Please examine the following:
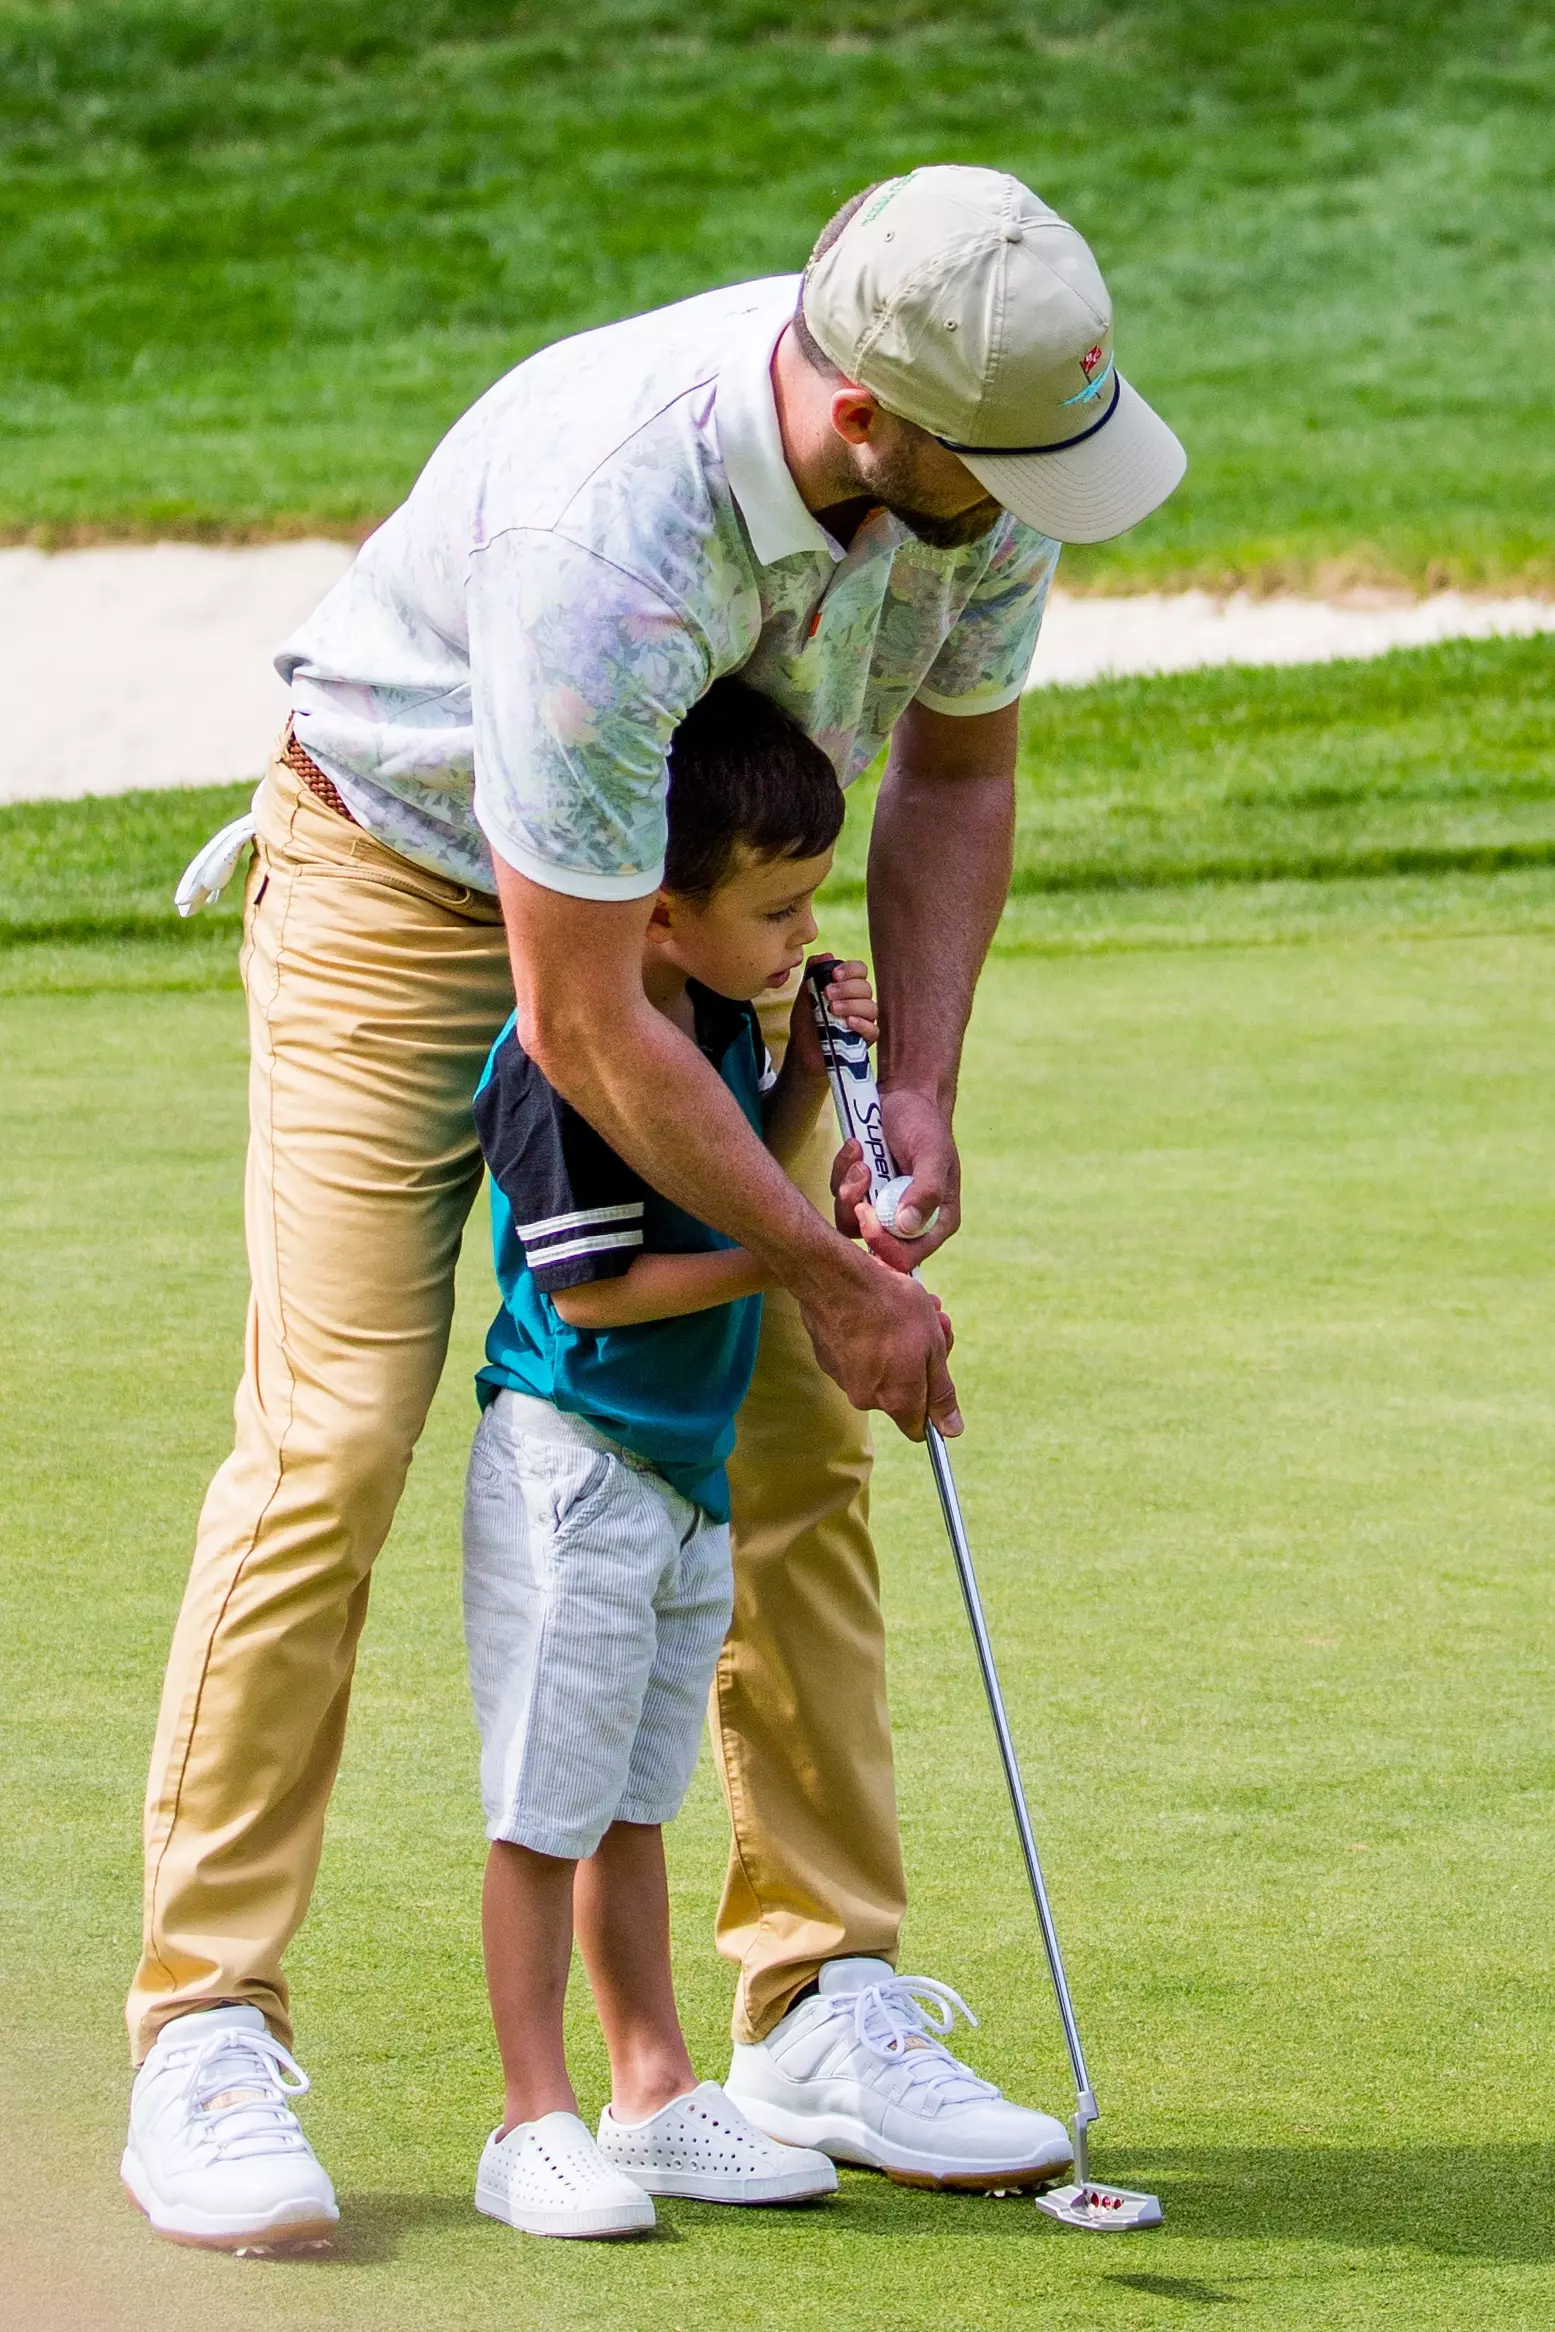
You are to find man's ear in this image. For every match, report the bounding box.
[828,383,881,446]
[646,890,677,933]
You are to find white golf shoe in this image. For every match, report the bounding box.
[475,2112,656,2238]
[121,2004,339,2249]
[596,2079,838,2203]
[724,1958,1074,2191]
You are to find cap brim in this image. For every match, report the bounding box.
[957,374,1185,545]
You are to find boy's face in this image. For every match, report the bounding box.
[652,844,835,1000]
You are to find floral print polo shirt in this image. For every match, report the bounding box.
[277,275,1058,898]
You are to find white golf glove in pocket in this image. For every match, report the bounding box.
[174,793,261,917]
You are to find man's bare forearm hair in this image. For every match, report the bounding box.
[868,696,1018,1114]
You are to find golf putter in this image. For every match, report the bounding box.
[806,961,1162,2233]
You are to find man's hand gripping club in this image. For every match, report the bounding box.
[807,957,958,1424]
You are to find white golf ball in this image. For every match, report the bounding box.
[873,1174,937,1238]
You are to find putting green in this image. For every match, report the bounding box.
[4,910,1553,2329]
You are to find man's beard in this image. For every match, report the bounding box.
[858,439,1004,547]
[881,493,1005,548]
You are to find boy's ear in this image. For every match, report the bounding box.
[646,890,677,933]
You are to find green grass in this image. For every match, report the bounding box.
[7,638,1552,975]
[7,909,1555,2329]
[1,0,1552,586]
[6,645,1555,2325]
[835,635,1555,900]
[0,781,257,948]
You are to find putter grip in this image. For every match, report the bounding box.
[805,958,924,1235]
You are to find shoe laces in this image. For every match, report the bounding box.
[848,1975,1002,2105]
[163,2025,314,2160]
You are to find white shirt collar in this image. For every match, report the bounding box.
[715,286,841,568]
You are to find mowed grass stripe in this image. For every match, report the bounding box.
[6,638,1551,945]
[832,636,1555,898]
[0,780,255,945]
[0,0,1552,586]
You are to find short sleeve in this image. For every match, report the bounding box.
[914,523,1060,716]
[474,1031,647,1290]
[468,529,711,900]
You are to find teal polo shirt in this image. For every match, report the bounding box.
[473,982,771,1521]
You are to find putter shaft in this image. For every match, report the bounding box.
[805,960,1100,2174]
[925,1421,1098,2173]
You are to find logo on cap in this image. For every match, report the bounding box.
[1062,344,1115,409]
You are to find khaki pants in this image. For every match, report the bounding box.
[128,747,903,2061]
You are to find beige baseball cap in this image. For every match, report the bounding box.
[801,165,1185,544]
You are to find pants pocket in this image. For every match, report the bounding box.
[545,1447,615,1539]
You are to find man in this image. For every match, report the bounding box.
[123,164,1183,2249]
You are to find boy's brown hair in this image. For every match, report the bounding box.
[664,677,845,899]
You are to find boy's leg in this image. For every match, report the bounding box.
[482,1843,580,2128]
[713,1096,905,2044]
[587,1501,838,2206]
[463,1394,732,2231]
[576,1494,734,2117]
[574,1823,698,2122]
[128,754,512,2062]
[462,1394,702,2097]
[566,1492,839,2201]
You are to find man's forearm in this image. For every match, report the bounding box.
[867,697,1018,1110]
[494,860,862,1305]
[493,851,959,1435]
[543,993,842,1293]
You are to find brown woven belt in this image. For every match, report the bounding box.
[282,725,358,825]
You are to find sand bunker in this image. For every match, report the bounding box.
[2,541,1550,806]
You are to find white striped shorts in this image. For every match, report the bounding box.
[461,1388,734,1860]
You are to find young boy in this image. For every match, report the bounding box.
[462,679,879,2238]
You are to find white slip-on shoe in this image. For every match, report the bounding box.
[596,2079,838,2203]
[121,2005,339,2249]
[724,1958,1074,2192]
[475,2111,656,2238]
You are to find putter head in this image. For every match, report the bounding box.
[1034,2180,1163,2232]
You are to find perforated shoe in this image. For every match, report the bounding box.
[596,2080,837,2203]
[475,2112,656,2238]
[121,2005,339,2249]
[724,1958,1073,2190]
